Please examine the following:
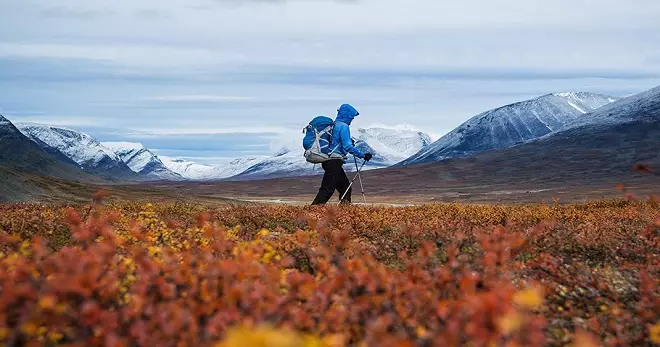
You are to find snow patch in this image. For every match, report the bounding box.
[15,122,126,168]
[566,101,587,114]
[103,141,145,151]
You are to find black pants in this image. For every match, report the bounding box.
[311,159,351,205]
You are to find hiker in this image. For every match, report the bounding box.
[311,104,373,205]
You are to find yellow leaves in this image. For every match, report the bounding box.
[513,285,544,310]
[650,322,660,344]
[416,325,428,338]
[121,256,135,268]
[571,330,599,347]
[1,200,658,346]
[497,310,522,335]
[38,295,57,310]
[148,246,161,258]
[0,327,9,341]
[218,326,328,347]
[20,322,37,336]
[19,240,31,256]
[321,334,347,347]
[47,330,64,342]
[54,303,67,314]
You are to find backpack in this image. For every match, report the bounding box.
[302,116,340,163]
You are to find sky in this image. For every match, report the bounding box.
[1,0,660,164]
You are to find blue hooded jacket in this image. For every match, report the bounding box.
[330,104,365,160]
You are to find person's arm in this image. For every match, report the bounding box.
[339,125,365,159]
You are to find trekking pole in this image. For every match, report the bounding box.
[339,159,367,204]
[354,155,367,204]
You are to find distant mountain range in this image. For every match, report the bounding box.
[0,115,95,201]
[159,156,265,181]
[225,128,432,181]
[194,86,659,203]
[399,92,619,165]
[16,123,138,180]
[101,142,183,181]
[159,127,432,181]
[1,117,433,182]
[0,116,89,181]
[2,85,658,201]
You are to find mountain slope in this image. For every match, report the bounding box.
[15,123,137,180]
[400,92,619,165]
[1,115,95,201]
[0,115,86,180]
[379,85,660,194]
[102,142,183,181]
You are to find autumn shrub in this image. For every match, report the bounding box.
[0,198,658,346]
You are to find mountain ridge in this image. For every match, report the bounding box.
[16,123,138,180]
[102,142,184,181]
[1,114,96,201]
[399,92,620,166]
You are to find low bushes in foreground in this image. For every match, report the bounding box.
[0,199,658,346]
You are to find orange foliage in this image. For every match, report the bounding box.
[0,197,658,346]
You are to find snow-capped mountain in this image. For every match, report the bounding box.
[562,87,660,130]
[159,127,432,181]
[228,147,380,181]
[160,156,264,181]
[2,116,79,169]
[102,142,183,181]
[399,92,620,166]
[232,127,431,180]
[15,123,137,179]
[1,115,93,196]
[0,114,12,129]
[354,128,432,165]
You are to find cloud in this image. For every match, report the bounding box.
[0,43,221,69]
[39,6,115,19]
[142,95,256,102]
[133,8,171,19]
[4,114,112,128]
[2,0,660,160]
[140,94,350,104]
[127,126,291,136]
[208,0,359,4]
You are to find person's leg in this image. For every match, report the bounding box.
[335,162,352,204]
[311,161,337,205]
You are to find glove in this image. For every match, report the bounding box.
[364,153,373,162]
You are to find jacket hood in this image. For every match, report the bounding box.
[335,104,359,125]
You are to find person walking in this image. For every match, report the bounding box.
[311,104,372,205]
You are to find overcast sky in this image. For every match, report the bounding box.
[1,0,660,163]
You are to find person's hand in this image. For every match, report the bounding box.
[364,153,373,162]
